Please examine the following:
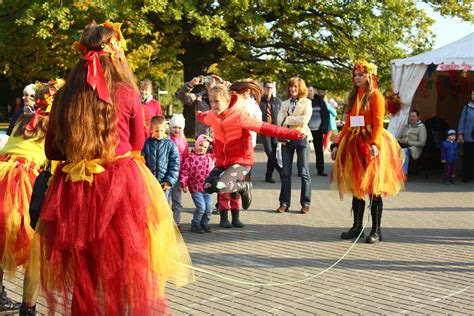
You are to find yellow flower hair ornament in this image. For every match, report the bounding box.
[353,60,378,89]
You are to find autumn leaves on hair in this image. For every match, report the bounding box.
[345,60,379,114]
[50,22,137,163]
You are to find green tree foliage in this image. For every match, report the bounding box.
[0,0,471,101]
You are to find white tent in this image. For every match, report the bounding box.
[388,32,474,138]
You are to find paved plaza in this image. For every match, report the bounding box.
[3,149,474,315]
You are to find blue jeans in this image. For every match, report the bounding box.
[279,141,312,207]
[171,184,183,224]
[191,191,213,226]
[402,148,410,176]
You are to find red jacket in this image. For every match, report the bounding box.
[197,94,302,168]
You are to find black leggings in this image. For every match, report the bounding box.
[204,164,251,194]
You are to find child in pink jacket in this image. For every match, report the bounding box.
[180,135,216,233]
[169,114,189,231]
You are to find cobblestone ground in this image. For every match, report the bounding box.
[3,149,474,315]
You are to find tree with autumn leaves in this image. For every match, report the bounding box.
[0,0,471,128]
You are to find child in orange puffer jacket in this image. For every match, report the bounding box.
[196,81,304,228]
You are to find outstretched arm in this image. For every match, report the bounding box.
[240,113,302,140]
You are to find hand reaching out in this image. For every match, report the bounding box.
[161,181,172,191]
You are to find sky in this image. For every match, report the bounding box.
[420,3,473,49]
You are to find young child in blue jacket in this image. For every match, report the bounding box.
[142,115,180,198]
[441,129,458,184]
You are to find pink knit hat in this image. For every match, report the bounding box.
[195,134,213,147]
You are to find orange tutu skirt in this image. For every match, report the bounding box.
[331,127,406,199]
[0,155,37,273]
[30,153,194,315]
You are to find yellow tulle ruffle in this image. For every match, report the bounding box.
[135,159,195,292]
[26,153,194,311]
[0,155,37,273]
[331,128,406,199]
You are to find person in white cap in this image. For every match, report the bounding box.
[168,114,189,231]
[6,84,36,136]
[441,129,458,184]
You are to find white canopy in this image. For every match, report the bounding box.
[388,32,474,137]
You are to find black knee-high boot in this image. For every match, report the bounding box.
[19,304,36,316]
[366,196,383,243]
[231,209,245,228]
[233,181,253,210]
[341,197,365,239]
[219,210,233,228]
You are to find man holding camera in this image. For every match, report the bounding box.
[177,74,227,138]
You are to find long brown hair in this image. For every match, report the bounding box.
[229,79,263,104]
[50,22,137,163]
[345,71,377,114]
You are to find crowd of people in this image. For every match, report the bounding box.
[0,20,472,315]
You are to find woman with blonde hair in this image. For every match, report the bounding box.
[331,60,405,243]
[30,22,193,315]
[276,77,313,214]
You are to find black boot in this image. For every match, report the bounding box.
[231,209,245,228]
[341,197,365,239]
[0,286,21,311]
[236,181,252,210]
[366,196,383,243]
[19,304,36,316]
[219,210,233,228]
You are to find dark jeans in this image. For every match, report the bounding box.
[311,130,325,174]
[279,140,311,207]
[262,136,281,179]
[462,142,474,182]
[204,165,251,193]
[442,162,456,182]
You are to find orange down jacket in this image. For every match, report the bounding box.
[197,94,302,168]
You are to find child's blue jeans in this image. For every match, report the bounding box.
[191,191,213,226]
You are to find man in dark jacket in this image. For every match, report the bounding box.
[308,87,330,176]
[259,81,282,183]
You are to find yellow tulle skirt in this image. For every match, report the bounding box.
[0,155,37,273]
[29,153,194,315]
[331,127,406,199]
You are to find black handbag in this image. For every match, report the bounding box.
[287,138,309,150]
[29,161,52,229]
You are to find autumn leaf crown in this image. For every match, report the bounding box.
[73,22,127,60]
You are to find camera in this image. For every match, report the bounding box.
[203,76,213,84]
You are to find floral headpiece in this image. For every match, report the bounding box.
[353,60,378,89]
[25,79,65,132]
[72,22,127,105]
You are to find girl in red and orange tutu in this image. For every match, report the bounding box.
[331,60,406,244]
[0,80,62,313]
[196,80,304,228]
[25,22,193,315]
